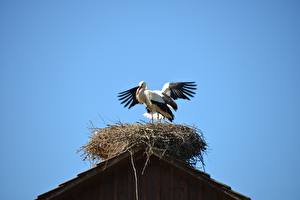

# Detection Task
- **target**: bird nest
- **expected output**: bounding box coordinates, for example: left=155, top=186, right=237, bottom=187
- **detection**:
left=80, top=122, right=207, bottom=167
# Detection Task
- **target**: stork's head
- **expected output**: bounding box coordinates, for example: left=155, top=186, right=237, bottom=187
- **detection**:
left=138, top=81, right=146, bottom=89
left=137, top=81, right=146, bottom=95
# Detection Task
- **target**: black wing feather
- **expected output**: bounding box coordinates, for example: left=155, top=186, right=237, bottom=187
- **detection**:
left=168, top=82, right=197, bottom=100
left=118, top=86, right=139, bottom=109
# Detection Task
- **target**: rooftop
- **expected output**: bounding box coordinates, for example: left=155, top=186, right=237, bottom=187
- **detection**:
left=37, top=148, right=250, bottom=200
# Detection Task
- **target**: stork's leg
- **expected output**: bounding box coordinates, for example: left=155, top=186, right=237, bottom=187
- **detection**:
left=161, top=116, right=164, bottom=123
left=151, top=112, right=154, bottom=123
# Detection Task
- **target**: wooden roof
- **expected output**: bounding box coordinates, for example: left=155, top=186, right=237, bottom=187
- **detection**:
left=37, top=148, right=250, bottom=200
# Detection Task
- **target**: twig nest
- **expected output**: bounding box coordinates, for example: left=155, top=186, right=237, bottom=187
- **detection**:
left=80, top=122, right=207, bottom=167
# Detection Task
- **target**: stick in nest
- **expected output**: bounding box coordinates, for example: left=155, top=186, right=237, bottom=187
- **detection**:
left=129, top=150, right=139, bottom=200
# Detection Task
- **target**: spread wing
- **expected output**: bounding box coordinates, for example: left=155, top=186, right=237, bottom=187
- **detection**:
left=118, top=86, right=139, bottom=109
left=162, top=82, right=197, bottom=100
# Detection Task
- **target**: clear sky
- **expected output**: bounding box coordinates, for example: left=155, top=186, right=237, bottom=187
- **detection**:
left=0, top=0, right=299, bottom=199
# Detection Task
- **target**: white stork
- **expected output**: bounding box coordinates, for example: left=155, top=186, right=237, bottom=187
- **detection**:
left=118, top=81, right=197, bottom=122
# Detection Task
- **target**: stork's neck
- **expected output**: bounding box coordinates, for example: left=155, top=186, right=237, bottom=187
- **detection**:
left=136, top=87, right=146, bottom=103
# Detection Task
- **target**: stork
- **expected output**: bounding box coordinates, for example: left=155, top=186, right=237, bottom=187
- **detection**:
left=118, top=81, right=197, bottom=122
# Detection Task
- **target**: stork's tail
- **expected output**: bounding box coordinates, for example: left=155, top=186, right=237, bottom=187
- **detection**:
left=150, top=100, right=174, bottom=122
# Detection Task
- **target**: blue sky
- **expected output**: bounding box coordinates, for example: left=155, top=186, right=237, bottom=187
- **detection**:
left=0, top=0, right=299, bottom=199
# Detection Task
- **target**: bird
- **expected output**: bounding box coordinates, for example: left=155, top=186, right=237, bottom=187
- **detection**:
left=118, top=81, right=197, bottom=122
